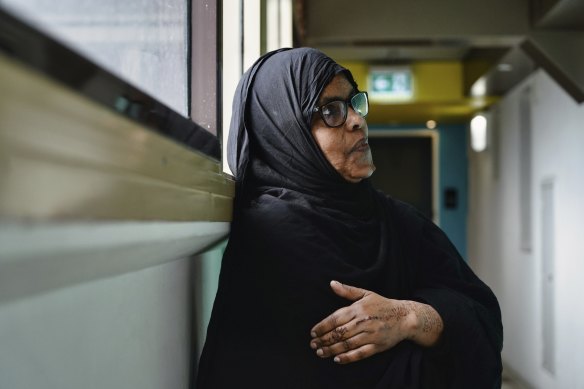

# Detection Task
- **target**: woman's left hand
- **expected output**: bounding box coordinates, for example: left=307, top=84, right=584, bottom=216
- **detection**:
left=309, top=280, right=443, bottom=365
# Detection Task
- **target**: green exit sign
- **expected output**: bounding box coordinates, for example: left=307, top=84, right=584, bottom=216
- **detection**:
left=368, top=67, right=414, bottom=102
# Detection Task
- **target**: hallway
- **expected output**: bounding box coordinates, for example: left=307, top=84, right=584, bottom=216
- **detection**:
left=1, top=0, right=584, bottom=388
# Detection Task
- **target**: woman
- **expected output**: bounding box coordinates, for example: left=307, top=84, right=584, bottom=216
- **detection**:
left=197, top=48, right=502, bottom=388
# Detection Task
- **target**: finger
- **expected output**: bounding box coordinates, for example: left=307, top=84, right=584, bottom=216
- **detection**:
left=333, top=344, right=378, bottom=365
left=311, top=322, right=352, bottom=349
left=310, top=306, right=355, bottom=338
left=311, top=317, right=364, bottom=348
left=314, top=332, right=370, bottom=359
left=330, top=280, right=368, bottom=302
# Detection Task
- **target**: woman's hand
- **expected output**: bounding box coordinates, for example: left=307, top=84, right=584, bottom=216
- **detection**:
left=309, top=281, right=443, bottom=364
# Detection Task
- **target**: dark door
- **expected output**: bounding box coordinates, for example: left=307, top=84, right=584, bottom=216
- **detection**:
left=369, top=136, right=433, bottom=219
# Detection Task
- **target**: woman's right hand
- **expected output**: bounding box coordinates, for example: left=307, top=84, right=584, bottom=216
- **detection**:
left=309, top=281, right=443, bottom=364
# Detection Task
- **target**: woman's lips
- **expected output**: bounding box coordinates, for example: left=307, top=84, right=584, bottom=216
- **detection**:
left=350, top=137, right=370, bottom=153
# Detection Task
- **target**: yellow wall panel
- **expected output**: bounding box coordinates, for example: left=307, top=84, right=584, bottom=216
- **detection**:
left=338, top=60, right=493, bottom=124
left=339, top=61, right=369, bottom=91
left=413, top=61, right=463, bottom=102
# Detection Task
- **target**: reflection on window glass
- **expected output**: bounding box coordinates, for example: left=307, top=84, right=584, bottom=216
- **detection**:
left=1, top=0, right=188, bottom=116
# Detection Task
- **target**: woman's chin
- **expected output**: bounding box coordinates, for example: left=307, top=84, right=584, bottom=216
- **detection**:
left=344, top=164, right=376, bottom=183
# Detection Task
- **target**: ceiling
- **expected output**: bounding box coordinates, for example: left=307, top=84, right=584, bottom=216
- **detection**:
left=295, top=0, right=584, bottom=125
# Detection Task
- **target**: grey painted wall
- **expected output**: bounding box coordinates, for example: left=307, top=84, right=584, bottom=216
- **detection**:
left=0, top=257, right=193, bottom=389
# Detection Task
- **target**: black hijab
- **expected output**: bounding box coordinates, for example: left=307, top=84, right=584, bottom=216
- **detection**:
left=228, top=47, right=374, bottom=216
left=197, top=48, right=503, bottom=389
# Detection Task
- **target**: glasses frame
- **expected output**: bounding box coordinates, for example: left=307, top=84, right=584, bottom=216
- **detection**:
left=312, top=91, right=369, bottom=128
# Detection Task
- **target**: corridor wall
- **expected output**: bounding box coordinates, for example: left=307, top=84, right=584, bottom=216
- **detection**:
left=468, top=69, right=584, bottom=389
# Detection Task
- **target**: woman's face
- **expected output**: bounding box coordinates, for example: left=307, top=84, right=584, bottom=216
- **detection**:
left=311, top=74, right=375, bottom=183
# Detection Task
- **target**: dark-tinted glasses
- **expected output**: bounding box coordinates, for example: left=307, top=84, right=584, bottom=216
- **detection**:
left=313, top=91, right=369, bottom=127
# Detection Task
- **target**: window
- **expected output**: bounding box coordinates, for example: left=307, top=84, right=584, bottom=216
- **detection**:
left=2, top=0, right=189, bottom=116
left=221, top=0, right=294, bottom=174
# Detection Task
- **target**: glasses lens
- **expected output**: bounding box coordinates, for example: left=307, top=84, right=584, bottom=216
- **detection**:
left=351, top=92, right=368, bottom=117
left=321, top=101, right=346, bottom=127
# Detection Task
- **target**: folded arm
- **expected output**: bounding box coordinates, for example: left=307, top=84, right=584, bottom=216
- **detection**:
left=310, top=280, right=443, bottom=364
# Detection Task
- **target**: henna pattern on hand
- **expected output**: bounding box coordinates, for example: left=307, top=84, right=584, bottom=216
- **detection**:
left=331, top=325, right=348, bottom=341
left=411, top=303, right=443, bottom=333
left=355, top=301, right=442, bottom=335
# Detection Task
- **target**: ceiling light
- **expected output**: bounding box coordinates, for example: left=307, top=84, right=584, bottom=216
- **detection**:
left=471, top=77, right=487, bottom=97
left=470, top=114, right=488, bottom=152
left=497, top=63, right=513, bottom=72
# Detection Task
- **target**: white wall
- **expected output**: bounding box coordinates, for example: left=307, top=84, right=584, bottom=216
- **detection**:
left=468, top=69, right=584, bottom=388
left=194, top=241, right=226, bottom=358
left=0, top=257, right=193, bottom=389
left=0, top=220, right=230, bottom=389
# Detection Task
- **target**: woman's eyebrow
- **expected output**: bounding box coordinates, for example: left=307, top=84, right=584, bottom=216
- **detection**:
left=318, top=89, right=357, bottom=106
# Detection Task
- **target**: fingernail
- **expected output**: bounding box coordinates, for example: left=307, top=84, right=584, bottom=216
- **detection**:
left=311, top=331, right=317, bottom=338
left=331, top=280, right=339, bottom=286
left=317, top=349, right=324, bottom=357
left=334, top=356, right=340, bottom=363
left=310, top=342, right=317, bottom=350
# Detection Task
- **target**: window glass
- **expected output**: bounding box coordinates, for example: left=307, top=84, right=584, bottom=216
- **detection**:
left=1, top=0, right=188, bottom=116
left=222, top=0, right=293, bottom=174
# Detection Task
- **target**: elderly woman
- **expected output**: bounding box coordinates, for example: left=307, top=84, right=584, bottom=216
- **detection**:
left=197, top=48, right=502, bottom=388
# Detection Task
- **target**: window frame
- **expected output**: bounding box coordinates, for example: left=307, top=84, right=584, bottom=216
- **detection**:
left=0, top=3, right=222, bottom=161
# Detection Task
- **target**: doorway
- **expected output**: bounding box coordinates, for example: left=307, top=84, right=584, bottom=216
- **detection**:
left=369, top=131, right=437, bottom=221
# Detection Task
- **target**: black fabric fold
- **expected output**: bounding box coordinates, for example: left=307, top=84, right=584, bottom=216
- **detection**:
left=197, top=48, right=502, bottom=388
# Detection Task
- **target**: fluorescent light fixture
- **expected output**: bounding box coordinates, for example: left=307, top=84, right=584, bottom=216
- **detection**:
left=471, top=77, right=487, bottom=97
left=470, top=114, right=488, bottom=152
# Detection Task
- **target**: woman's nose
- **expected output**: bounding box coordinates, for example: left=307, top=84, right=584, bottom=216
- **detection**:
left=346, top=106, right=366, bottom=131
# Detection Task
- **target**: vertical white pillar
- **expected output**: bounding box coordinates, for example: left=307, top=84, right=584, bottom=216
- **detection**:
left=279, top=0, right=293, bottom=48
left=266, top=0, right=279, bottom=52
left=243, top=0, right=261, bottom=71
left=222, top=0, right=243, bottom=174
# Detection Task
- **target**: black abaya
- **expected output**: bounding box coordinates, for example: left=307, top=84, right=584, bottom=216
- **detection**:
left=197, top=48, right=502, bottom=388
